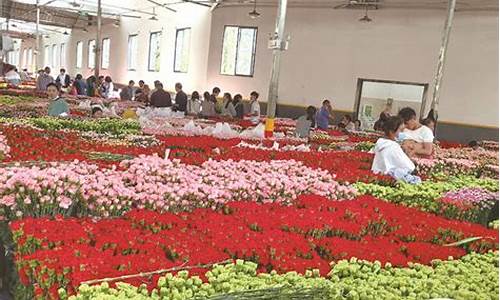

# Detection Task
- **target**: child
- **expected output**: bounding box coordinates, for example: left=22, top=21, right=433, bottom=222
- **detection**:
left=371, top=116, right=421, bottom=184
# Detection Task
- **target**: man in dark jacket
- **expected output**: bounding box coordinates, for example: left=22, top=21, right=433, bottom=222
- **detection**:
left=150, top=83, right=172, bottom=108
left=55, top=68, right=70, bottom=88
left=120, top=80, right=136, bottom=100
left=174, top=82, right=187, bottom=113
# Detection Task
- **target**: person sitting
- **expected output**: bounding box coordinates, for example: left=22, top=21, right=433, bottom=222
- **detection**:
left=210, top=87, right=221, bottom=103
left=19, top=68, right=30, bottom=81
left=371, top=116, right=421, bottom=184
left=421, top=117, right=435, bottom=131
left=47, top=83, right=69, bottom=117
left=338, top=114, right=355, bottom=131
left=96, top=75, right=105, bottom=97
left=398, top=107, right=434, bottom=157
left=86, top=76, right=96, bottom=97
left=55, top=68, right=70, bottom=89
left=373, top=104, right=392, bottom=131
left=150, top=80, right=161, bottom=95
left=136, top=84, right=151, bottom=104
left=201, top=91, right=216, bottom=117
left=4, top=66, right=21, bottom=87
left=134, top=80, right=145, bottom=99
left=295, top=106, right=317, bottom=138
left=173, top=82, right=188, bottom=113
left=36, top=67, right=54, bottom=91
left=221, top=93, right=236, bottom=117
left=73, top=74, right=87, bottom=95
left=102, top=76, right=114, bottom=99
left=233, top=94, right=244, bottom=119
left=187, top=91, right=202, bottom=116
left=150, top=82, right=172, bottom=108
left=316, top=99, right=335, bottom=130
left=249, top=91, right=261, bottom=124
left=354, top=119, right=362, bottom=131
left=91, top=103, right=119, bottom=118
left=120, top=80, right=136, bottom=101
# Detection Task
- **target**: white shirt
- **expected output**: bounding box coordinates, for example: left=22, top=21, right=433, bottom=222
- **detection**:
left=403, top=126, right=434, bottom=143
left=250, top=100, right=260, bottom=124
left=371, top=138, right=415, bottom=175
left=57, top=73, right=66, bottom=83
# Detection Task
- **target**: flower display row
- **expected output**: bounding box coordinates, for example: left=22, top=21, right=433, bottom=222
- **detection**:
left=1, top=117, right=142, bottom=136
left=355, top=176, right=499, bottom=223
left=11, top=195, right=498, bottom=299
left=0, top=125, right=164, bottom=166
left=67, top=251, right=499, bottom=300
left=158, top=135, right=391, bottom=184
left=0, top=154, right=355, bottom=219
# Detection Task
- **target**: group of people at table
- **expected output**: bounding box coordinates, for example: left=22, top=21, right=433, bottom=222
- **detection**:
left=32, top=67, right=435, bottom=184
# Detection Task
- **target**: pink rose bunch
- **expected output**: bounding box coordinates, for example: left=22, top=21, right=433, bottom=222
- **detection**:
left=442, top=187, right=498, bottom=210
left=0, top=155, right=356, bottom=218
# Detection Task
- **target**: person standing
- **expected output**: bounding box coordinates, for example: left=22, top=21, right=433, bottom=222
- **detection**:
left=174, top=83, right=188, bottom=113
left=249, top=91, right=260, bottom=124
left=316, top=99, right=335, bottom=130
left=55, top=68, right=70, bottom=88
left=36, top=67, right=54, bottom=91
left=47, top=83, right=69, bottom=117
left=150, top=82, right=172, bottom=108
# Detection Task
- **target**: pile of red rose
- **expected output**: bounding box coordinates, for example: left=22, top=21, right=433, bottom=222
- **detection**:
left=12, top=195, right=498, bottom=297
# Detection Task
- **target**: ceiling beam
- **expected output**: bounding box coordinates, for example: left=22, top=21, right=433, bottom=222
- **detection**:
left=211, top=0, right=223, bottom=11
left=145, top=0, right=177, bottom=13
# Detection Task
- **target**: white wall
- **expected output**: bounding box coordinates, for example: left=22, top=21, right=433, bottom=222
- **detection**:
left=207, top=7, right=498, bottom=127
left=26, top=4, right=498, bottom=127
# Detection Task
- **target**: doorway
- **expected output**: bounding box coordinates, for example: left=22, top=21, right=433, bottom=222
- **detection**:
left=353, top=78, right=429, bottom=131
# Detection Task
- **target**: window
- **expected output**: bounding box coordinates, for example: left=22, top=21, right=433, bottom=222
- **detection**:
left=101, top=38, right=110, bottom=69
left=88, top=39, right=96, bottom=68
left=7, top=51, right=15, bottom=66
left=220, top=26, right=257, bottom=76
left=27, top=48, right=33, bottom=70
left=60, top=44, right=66, bottom=68
left=52, top=44, right=58, bottom=69
left=22, top=49, right=27, bottom=68
left=44, top=45, right=50, bottom=68
left=127, top=34, right=138, bottom=70
left=76, top=41, right=83, bottom=68
left=148, top=31, right=162, bottom=72
left=174, top=28, right=191, bottom=73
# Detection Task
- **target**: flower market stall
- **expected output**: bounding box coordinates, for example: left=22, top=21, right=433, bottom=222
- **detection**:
left=0, top=90, right=497, bottom=300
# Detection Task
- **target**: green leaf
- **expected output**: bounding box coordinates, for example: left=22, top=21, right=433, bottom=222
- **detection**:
left=444, top=236, right=483, bottom=247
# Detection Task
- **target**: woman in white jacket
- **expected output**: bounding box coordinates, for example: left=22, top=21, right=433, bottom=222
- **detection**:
left=371, top=116, right=421, bottom=184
